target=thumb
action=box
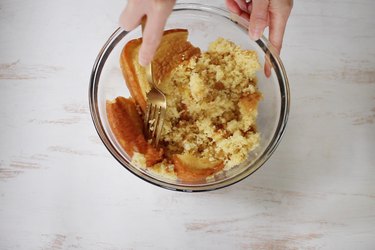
[248,0,269,40]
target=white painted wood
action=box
[1,0,374,249]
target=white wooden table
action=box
[1,0,374,249]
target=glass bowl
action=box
[89,3,290,192]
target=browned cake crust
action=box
[120,29,200,112]
[106,97,163,167]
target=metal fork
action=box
[141,18,167,147]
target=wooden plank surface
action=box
[0,0,374,249]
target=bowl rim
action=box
[89,3,290,192]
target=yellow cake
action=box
[107,30,262,182]
[159,37,261,169]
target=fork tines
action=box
[144,98,166,147]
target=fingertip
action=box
[248,16,267,40]
[138,49,150,66]
[119,15,140,31]
[138,57,148,67]
[138,41,156,66]
[264,62,271,78]
[249,27,263,41]
[119,7,130,30]
[118,18,129,31]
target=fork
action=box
[141,17,167,147]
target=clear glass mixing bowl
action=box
[89,3,290,192]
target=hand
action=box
[119,0,176,66]
[226,0,293,55]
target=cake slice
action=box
[106,97,163,167]
[120,29,200,112]
[173,154,224,182]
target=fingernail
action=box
[118,16,129,31]
[138,53,149,66]
[250,27,261,41]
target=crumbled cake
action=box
[132,152,177,180]
[109,34,262,182]
[158,38,261,169]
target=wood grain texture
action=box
[0,0,374,249]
